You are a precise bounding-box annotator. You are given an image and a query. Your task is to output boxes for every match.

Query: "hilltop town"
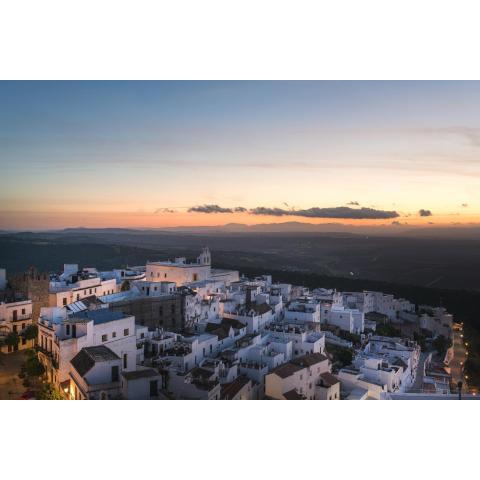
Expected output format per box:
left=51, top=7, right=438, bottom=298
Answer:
left=0, top=248, right=472, bottom=400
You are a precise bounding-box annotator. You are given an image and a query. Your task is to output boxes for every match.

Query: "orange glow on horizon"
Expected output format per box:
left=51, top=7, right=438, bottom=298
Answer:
left=1, top=209, right=480, bottom=230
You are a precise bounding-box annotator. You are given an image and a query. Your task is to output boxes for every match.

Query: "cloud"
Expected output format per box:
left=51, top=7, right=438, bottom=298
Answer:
left=154, top=208, right=177, bottom=214
left=188, top=204, right=400, bottom=219
left=461, top=203, right=468, bottom=207
left=418, top=209, right=432, bottom=217
left=419, top=126, right=480, bottom=148
left=347, top=201, right=360, bottom=206
left=248, top=207, right=289, bottom=216
left=189, top=204, right=235, bottom=214
left=250, top=206, right=399, bottom=219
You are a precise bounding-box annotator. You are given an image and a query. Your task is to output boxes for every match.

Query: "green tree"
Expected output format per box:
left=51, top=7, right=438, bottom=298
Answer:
left=23, top=324, right=38, bottom=346
left=37, top=383, right=64, bottom=400
left=121, top=280, right=130, bottom=292
left=413, top=331, right=427, bottom=352
left=327, top=345, right=353, bottom=369
left=376, top=324, right=401, bottom=337
left=24, top=352, right=45, bottom=378
left=432, top=335, right=452, bottom=356
left=4, top=331, right=20, bottom=350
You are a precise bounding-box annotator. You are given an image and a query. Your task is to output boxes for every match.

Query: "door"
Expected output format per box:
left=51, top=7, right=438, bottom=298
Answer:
left=149, top=380, right=158, bottom=397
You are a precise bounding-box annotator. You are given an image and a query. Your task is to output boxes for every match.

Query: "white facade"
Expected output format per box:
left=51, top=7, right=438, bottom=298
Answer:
left=37, top=307, right=137, bottom=386
left=0, top=298, right=34, bottom=353
left=265, top=353, right=331, bottom=400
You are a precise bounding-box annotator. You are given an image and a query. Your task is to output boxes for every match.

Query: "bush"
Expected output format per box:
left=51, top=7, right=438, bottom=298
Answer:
left=37, top=383, right=64, bottom=400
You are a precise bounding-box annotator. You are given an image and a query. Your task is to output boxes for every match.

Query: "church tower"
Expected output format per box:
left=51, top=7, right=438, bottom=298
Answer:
left=198, top=247, right=211, bottom=266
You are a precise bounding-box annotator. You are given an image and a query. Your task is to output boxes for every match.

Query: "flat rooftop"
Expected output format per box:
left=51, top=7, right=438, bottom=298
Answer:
left=67, top=309, right=129, bottom=325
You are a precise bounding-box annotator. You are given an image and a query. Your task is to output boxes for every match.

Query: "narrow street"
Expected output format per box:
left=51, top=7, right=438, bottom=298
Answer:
left=450, top=324, right=468, bottom=391
left=408, top=352, right=428, bottom=392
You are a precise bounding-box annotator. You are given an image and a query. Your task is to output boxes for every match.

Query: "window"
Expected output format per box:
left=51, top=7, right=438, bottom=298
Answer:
left=164, top=273, right=167, bottom=278
left=112, top=331, right=116, bottom=338
left=22, top=308, right=26, bottom=315
left=22, top=338, right=26, bottom=345
left=66, top=324, right=70, bottom=335
left=124, top=328, right=129, bottom=336
left=101, top=334, right=108, bottom=342
left=111, top=366, right=119, bottom=382
left=22, top=323, right=25, bottom=330
left=13, top=325, right=17, bottom=333
left=89, top=289, right=92, bottom=295
left=62, top=298, right=67, bottom=306
left=140, top=333, right=144, bottom=339
left=123, top=354, right=128, bottom=369
left=76, top=294, right=80, bottom=301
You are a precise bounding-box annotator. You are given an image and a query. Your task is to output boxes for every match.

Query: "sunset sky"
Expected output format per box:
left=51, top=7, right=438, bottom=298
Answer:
left=1, top=81, right=480, bottom=230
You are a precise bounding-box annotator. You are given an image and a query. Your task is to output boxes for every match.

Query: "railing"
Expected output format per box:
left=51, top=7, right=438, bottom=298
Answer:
left=11, top=314, right=32, bottom=322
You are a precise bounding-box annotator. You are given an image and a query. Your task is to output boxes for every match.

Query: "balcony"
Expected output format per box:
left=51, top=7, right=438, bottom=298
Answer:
left=11, top=314, right=32, bottom=322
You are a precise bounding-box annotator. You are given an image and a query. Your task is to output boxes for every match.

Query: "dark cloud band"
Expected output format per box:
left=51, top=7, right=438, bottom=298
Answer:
left=189, top=204, right=400, bottom=219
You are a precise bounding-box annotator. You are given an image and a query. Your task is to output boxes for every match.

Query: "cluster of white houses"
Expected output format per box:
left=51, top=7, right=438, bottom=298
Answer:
left=0, top=248, right=458, bottom=399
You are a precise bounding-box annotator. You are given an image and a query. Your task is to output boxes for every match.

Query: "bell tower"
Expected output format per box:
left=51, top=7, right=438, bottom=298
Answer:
left=198, top=247, right=211, bottom=266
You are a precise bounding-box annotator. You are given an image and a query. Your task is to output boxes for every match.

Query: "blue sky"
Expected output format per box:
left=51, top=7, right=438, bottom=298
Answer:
left=1, top=81, right=480, bottom=228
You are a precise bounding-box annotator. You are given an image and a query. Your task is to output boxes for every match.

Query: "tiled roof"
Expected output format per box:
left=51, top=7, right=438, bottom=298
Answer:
left=318, top=372, right=340, bottom=387
left=291, top=352, right=328, bottom=368
left=283, top=389, right=305, bottom=400
left=70, top=345, right=119, bottom=377
left=221, top=375, right=250, bottom=399
left=270, top=362, right=303, bottom=379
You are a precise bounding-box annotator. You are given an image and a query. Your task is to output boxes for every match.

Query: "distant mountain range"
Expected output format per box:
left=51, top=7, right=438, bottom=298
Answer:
left=2, top=221, right=480, bottom=238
